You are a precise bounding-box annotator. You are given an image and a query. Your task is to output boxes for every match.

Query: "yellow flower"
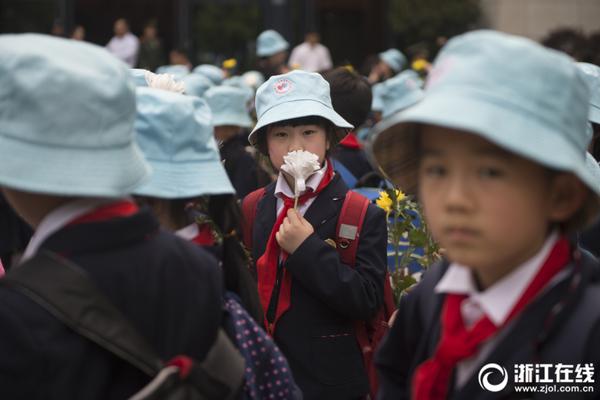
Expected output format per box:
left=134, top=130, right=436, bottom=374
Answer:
left=376, top=191, right=393, bottom=213
left=395, top=189, right=406, bottom=202
left=222, top=58, right=237, bottom=69
left=412, top=58, right=430, bottom=72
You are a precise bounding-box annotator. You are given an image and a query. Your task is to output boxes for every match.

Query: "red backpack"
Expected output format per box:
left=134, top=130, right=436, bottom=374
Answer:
left=242, top=188, right=396, bottom=399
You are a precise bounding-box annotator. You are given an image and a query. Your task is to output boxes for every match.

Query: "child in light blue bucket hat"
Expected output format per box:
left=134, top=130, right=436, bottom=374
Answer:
left=378, top=69, right=424, bottom=119
left=368, top=48, right=407, bottom=84
left=372, top=30, right=600, bottom=400
left=205, top=85, right=261, bottom=198
left=193, top=64, right=225, bottom=85
left=0, top=34, right=227, bottom=399
left=243, top=69, right=389, bottom=399
left=256, top=30, right=290, bottom=79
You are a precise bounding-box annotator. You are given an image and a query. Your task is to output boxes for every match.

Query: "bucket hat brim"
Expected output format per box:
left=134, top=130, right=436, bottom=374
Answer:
left=0, top=132, right=150, bottom=197
left=369, top=91, right=600, bottom=200
left=133, top=158, right=234, bottom=199
left=248, top=99, right=353, bottom=145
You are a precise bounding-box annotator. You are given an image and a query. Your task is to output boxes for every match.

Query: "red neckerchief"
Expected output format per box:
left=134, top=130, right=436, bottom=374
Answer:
left=257, top=160, right=334, bottom=334
left=412, top=237, right=571, bottom=400
left=338, top=131, right=362, bottom=149
left=191, top=224, right=216, bottom=246
left=68, top=200, right=138, bottom=226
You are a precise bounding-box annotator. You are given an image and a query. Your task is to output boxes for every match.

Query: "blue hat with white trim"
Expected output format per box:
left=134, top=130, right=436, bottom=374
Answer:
left=133, top=87, right=234, bottom=198
left=0, top=33, right=150, bottom=197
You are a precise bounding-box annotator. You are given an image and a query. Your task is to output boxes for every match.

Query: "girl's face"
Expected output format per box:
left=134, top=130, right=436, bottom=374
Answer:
left=266, top=124, right=329, bottom=171
left=418, top=125, right=583, bottom=288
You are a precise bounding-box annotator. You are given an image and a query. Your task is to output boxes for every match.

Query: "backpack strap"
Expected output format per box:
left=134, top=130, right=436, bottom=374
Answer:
left=2, top=251, right=245, bottom=399
left=335, top=190, right=370, bottom=265
left=241, top=187, right=266, bottom=250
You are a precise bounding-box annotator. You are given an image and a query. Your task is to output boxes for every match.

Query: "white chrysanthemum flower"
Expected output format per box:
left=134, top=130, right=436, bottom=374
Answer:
left=145, top=71, right=185, bottom=94
left=281, top=150, right=321, bottom=196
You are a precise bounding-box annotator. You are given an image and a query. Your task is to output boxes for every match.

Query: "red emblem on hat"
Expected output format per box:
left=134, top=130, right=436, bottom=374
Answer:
left=274, top=78, right=293, bottom=95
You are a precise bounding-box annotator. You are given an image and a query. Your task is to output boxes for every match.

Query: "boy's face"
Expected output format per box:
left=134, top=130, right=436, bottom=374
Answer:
left=266, top=124, right=329, bottom=171
left=418, top=126, right=561, bottom=287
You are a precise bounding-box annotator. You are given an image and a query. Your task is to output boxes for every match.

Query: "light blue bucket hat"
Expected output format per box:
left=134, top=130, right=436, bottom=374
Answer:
left=256, top=30, right=289, bottom=57
left=193, top=64, right=224, bottom=85
left=133, top=87, right=234, bottom=198
left=0, top=33, right=150, bottom=197
left=369, top=30, right=599, bottom=205
left=205, top=86, right=254, bottom=128
left=380, top=69, right=424, bottom=119
left=130, top=68, right=150, bottom=87
left=379, top=48, right=407, bottom=73
left=182, top=73, right=214, bottom=98
left=242, top=70, right=265, bottom=91
left=248, top=70, right=353, bottom=146
left=577, top=62, right=600, bottom=124
left=155, top=64, right=190, bottom=80
left=371, top=82, right=386, bottom=112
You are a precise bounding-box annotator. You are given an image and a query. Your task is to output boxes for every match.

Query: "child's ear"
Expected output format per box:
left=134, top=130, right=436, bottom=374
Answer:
left=547, top=173, right=588, bottom=223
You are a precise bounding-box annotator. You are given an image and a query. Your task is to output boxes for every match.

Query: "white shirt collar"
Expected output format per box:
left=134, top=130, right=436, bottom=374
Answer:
left=274, top=159, right=328, bottom=199
left=175, top=223, right=199, bottom=241
left=21, top=197, right=126, bottom=262
left=434, top=231, right=559, bottom=326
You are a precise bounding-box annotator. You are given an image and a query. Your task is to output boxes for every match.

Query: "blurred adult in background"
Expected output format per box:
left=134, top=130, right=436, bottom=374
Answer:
left=106, top=18, right=139, bottom=67
left=137, top=21, right=164, bottom=72
left=256, top=29, right=290, bottom=79
left=70, top=25, right=85, bottom=41
left=289, top=31, right=332, bottom=72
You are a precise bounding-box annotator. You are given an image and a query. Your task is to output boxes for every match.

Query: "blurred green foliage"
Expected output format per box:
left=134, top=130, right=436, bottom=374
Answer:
left=389, top=0, right=480, bottom=53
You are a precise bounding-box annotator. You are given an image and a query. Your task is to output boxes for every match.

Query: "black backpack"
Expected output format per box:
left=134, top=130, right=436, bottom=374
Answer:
left=1, top=251, right=245, bottom=400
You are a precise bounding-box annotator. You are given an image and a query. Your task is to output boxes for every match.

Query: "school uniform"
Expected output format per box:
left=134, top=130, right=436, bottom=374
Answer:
left=376, top=235, right=600, bottom=400
left=250, top=170, right=388, bottom=399
left=0, top=200, right=223, bottom=400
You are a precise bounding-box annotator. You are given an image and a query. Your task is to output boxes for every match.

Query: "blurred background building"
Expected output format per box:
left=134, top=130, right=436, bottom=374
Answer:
left=1, top=0, right=599, bottom=70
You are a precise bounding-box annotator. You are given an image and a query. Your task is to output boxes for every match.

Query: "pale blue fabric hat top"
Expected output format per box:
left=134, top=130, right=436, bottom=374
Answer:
left=182, top=73, right=214, bottom=98
left=193, top=64, right=224, bottom=85
left=248, top=70, right=353, bottom=145
left=256, top=30, right=289, bottom=57
left=205, top=86, right=254, bottom=128
left=380, top=69, right=424, bottom=118
left=222, top=76, right=255, bottom=104
left=133, top=87, right=234, bottom=198
left=155, top=64, right=190, bottom=80
left=242, top=70, right=266, bottom=91
left=379, top=48, right=407, bottom=73
left=577, top=62, right=600, bottom=124
left=370, top=30, right=598, bottom=200
left=130, top=68, right=149, bottom=87
left=0, top=33, right=150, bottom=197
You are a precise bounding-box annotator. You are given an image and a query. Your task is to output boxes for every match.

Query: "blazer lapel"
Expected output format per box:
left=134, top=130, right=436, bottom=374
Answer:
left=303, top=175, right=348, bottom=229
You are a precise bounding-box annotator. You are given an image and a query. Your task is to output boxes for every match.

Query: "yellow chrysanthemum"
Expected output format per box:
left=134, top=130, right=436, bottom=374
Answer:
left=395, top=189, right=406, bottom=202
left=376, top=191, right=393, bottom=213
left=412, top=59, right=430, bottom=72
left=222, top=58, right=237, bottom=69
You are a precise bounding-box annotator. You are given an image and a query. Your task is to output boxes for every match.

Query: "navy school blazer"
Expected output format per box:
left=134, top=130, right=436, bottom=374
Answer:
left=375, top=251, right=600, bottom=400
left=250, top=174, right=388, bottom=400
left=0, top=209, right=223, bottom=400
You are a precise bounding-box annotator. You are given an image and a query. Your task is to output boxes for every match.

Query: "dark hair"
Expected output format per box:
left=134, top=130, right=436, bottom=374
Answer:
left=321, top=67, right=372, bottom=128
left=255, top=116, right=338, bottom=158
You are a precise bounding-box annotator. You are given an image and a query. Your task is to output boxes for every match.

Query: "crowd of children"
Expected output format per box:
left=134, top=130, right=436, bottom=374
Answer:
left=0, top=25, right=599, bottom=400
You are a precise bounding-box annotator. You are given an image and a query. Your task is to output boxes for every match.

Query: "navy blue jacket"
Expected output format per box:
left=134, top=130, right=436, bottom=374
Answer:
left=0, top=209, right=223, bottom=400
left=376, top=251, right=600, bottom=400
left=250, top=175, right=388, bottom=399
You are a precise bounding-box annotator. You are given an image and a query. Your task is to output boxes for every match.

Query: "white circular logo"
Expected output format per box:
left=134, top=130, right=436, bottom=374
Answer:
left=478, top=363, right=508, bottom=392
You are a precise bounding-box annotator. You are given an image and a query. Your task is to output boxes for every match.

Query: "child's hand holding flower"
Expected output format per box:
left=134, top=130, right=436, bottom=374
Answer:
left=276, top=209, right=314, bottom=254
